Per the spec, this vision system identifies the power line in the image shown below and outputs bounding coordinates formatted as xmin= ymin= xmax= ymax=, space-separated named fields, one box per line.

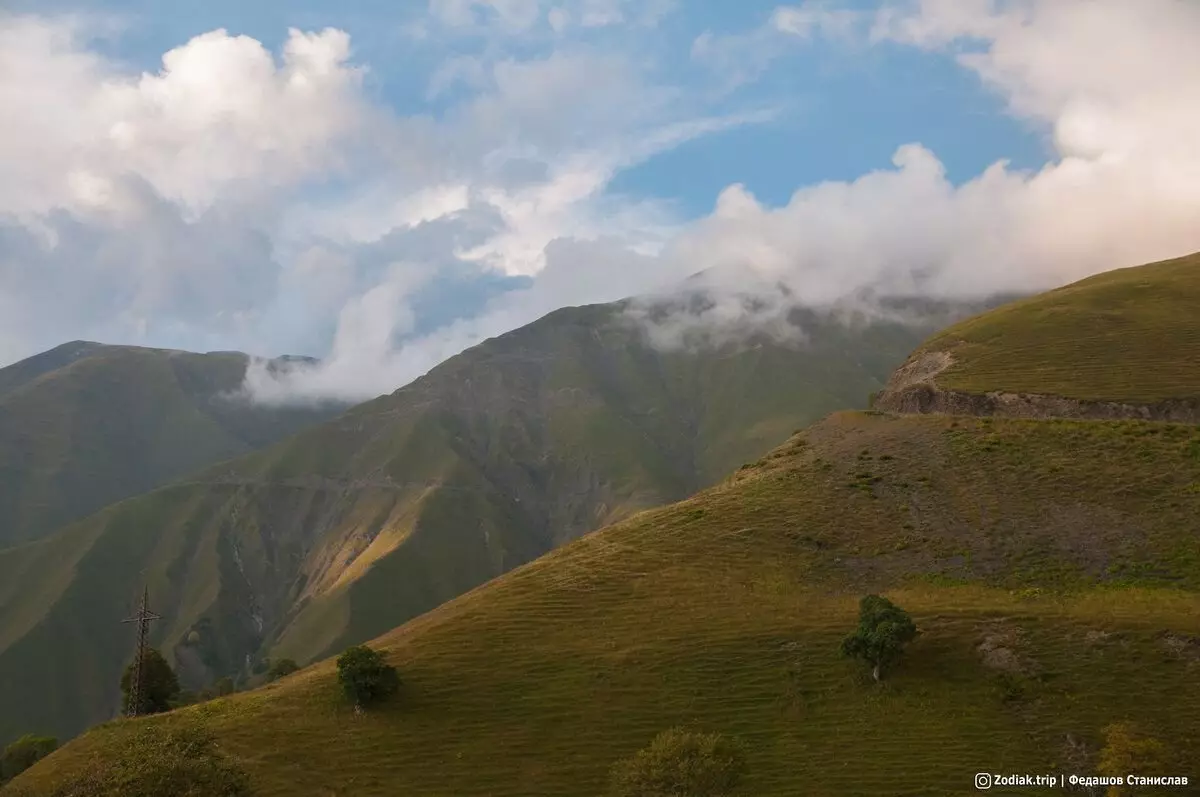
xmin=120 ymin=585 xmax=161 ymax=718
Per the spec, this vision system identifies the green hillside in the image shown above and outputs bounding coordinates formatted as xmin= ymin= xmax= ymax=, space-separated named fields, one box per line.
xmin=0 ymin=301 xmax=955 ymax=747
xmin=9 ymin=411 xmax=1200 ymax=796
xmin=0 ymin=343 xmax=344 ymax=547
xmin=885 ymin=250 xmax=1200 ymax=405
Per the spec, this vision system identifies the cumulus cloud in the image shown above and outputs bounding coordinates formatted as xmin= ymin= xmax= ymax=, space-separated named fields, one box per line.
xmin=0 ymin=17 xmax=369 ymax=218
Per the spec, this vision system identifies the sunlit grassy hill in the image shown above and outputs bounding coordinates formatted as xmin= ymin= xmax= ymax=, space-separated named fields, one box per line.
xmin=8 ymin=409 xmax=1200 ymax=796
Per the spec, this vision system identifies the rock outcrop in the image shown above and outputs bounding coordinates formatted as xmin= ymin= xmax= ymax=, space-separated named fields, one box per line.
xmin=874 ymin=351 xmax=1200 ymax=423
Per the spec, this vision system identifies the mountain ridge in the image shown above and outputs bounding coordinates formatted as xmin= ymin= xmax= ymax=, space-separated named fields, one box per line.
xmin=0 ymin=297 xmax=978 ymax=746
xmin=0 ymin=343 xmax=346 ymax=548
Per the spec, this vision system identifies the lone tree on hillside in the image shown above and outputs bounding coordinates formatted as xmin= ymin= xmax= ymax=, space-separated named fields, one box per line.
xmin=120 ymin=647 xmax=180 ymax=716
xmin=1 ymin=734 xmax=57 ymax=783
xmin=266 ymin=658 xmax=299 ymax=682
xmin=840 ymin=594 xmax=918 ymax=682
xmin=609 ymin=727 xmax=747 ymax=797
xmin=336 ymin=645 xmax=399 ymax=711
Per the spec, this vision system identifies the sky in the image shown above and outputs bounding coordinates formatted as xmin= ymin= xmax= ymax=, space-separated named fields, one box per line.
xmin=1 ymin=0 xmax=1199 ymax=403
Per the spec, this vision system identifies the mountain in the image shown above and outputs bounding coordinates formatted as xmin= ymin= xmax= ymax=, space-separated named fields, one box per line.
xmin=0 ymin=342 xmax=345 ymax=548
xmin=0 ymin=299 xmax=977 ymax=747
xmin=8 ymin=253 xmax=1199 ymax=797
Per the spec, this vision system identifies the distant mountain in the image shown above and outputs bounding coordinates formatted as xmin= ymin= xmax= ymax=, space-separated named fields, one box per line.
xmin=0 ymin=297 xmax=984 ymax=746
xmin=0 ymin=343 xmax=346 ymax=548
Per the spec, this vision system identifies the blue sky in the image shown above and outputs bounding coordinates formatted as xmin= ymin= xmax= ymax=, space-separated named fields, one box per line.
xmin=1 ymin=1 xmax=1198 ymax=401
xmin=14 ymin=0 xmax=1048 ymax=209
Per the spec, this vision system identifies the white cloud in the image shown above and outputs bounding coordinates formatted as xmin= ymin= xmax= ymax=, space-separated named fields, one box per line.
xmin=425 ymin=0 xmax=674 ymax=36
xmin=0 ymin=17 xmax=368 ymax=219
xmin=691 ymin=2 xmax=866 ymax=91
xmin=771 ymin=2 xmax=861 ymax=39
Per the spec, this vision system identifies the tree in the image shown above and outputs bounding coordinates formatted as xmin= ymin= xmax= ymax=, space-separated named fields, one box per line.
xmin=1 ymin=734 xmax=57 ymax=783
xmin=610 ymin=727 xmax=747 ymax=797
xmin=336 ymin=645 xmax=399 ymax=710
xmin=840 ymin=594 xmax=918 ymax=681
xmin=266 ymin=658 xmax=299 ymax=682
xmin=120 ymin=647 xmax=180 ymax=716
xmin=1097 ymin=722 xmax=1169 ymax=797
xmin=213 ymin=676 xmax=236 ymax=697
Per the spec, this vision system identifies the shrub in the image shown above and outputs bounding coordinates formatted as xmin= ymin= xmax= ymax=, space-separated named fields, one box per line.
xmin=609 ymin=727 xmax=747 ymax=797
xmin=1097 ymin=722 xmax=1169 ymax=797
xmin=336 ymin=645 xmax=400 ymax=710
xmin=2 ymin=726 xmax=248 ymax=797
xmin=266 ymin=658 xmax=299 ymax=682
xmin=1 ymin=735 xmax=57 ymax=783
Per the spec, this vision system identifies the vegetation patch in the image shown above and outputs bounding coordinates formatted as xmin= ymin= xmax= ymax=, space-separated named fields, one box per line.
xmin=2 ymin=725 xmax=249 ymax=797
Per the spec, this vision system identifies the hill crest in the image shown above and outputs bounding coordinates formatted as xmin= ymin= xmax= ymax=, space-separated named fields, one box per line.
xmin=875 ymin=250 xmax=1200 ymax=421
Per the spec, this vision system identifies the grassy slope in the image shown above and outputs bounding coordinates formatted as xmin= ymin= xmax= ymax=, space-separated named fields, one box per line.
xmin=0 ymin=343 xmax=343 ymax=547
xmin=915 ymin=250 xmax=1200 ymax=401
xmin=0 ymin=303 xmax=944 ymax=747
xmin=10 ymin=412 xmax=1200 ymax=796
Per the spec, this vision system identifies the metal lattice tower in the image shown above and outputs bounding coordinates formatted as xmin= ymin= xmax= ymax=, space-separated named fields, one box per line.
xmin=121 ymin=585 xmax=161 ymax=717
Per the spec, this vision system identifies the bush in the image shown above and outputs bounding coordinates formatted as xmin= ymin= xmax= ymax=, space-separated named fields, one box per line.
xmin=840 ymin=594 xmax=918 ymax=681
xmin=336 ymin=646 xmax=400 ymax=710
xmin=1 ymin=734 xmax=57 ymax=783
xmin=119 ymin=648 xmax=180 ymax=716
xmin=1097 ymin=722 xmax=1169 ymax=797
xmin=2 ymin=726 xmax=249 ymax=797
xmin=266 ymin=658 xmax=299 ymax=682
xmin=610 ymin=727 xmax=747 ymax=797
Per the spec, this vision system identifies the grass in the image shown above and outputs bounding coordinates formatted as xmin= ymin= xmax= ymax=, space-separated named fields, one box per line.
xmin=915 ymin=250 xmax=1200 ymax=402
xmin=11 ymin=412 xmax=1200 ymax=796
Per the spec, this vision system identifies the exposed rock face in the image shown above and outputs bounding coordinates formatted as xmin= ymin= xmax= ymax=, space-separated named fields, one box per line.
xmin=874 ymin=351 xmax=1200 ymax=423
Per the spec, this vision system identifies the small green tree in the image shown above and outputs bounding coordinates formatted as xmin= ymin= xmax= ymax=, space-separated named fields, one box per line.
xmin=1 ymin=734 xmax=57 ymax=783
xmin=610 ymin=728 xmax=746 ymax=797
xmin=1097 ymin=722 xmax=1169 ymax=797
xmin=840 ymin=594 xmax=918 ymax=681
xmin=336 ymin=645 xmax=399 ymax=710
xmin=120 ymin=648 xmax=181 ymax=715
xmin=266 ymin=658 xmax=299 ymax=682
